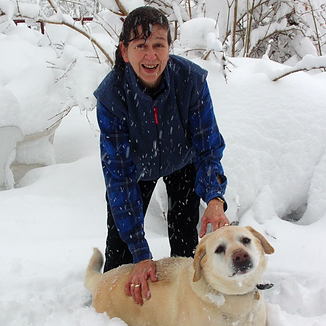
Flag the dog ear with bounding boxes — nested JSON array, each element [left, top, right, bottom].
[[193, 242, 206, 282], [246, 226, 274, 254]]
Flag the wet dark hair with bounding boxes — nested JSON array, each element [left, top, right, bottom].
[[114, 6, 172, 71]]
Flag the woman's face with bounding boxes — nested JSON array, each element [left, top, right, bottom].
[[120, 24, 170, 88]]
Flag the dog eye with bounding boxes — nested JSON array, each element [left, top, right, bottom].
[[241, 237, 251, 245], [215, 245, 226, 254]]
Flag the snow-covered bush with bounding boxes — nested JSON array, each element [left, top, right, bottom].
[[203, 0, 326, 64], [1, 0, 325, 190]]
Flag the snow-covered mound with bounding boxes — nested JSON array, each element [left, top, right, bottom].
[[1, 9, 326, 326]]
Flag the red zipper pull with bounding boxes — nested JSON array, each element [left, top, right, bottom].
[[153, 107, 159, 125]]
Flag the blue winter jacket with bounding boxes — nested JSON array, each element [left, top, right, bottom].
[[94, 55, 227, 263]]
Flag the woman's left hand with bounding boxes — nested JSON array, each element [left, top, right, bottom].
[[199, 198, 229, 238], [124, 259, 158, 305]]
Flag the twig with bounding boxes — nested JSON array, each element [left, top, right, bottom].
[[182, 48, 207, 54], [232, 0, 238, 57], [202, 50, 212, 60], [37, 18, 114, 65], [307, 0, 322, 56], [47, 105, 77, 130], [249, 27, 300, 57], [272, 65, 326, 81], [223, 0, 270, 44], [84, 23, 101, 64], [47, 0, 59, 13], [55, 58, 77, 83], [93, 14, 118, 38], [187, 0, 192, 19], [115, 0, 128, 16], [61, 0, 84, 6], [244, 0, 255, 57], [15, 0, 22, 16]]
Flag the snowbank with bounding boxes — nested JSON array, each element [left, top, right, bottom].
[[1, 9, 326, 326]]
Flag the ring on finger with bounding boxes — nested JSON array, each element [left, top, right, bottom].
[[130, 283, 135, 287], [134, 284, 141, 288]]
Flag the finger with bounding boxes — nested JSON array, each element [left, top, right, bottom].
[[141, 278, 151, 300], [125, 281, 132, 296], [147, 262, 157, 282], [148, 265, 158, 282], [220, 217, 230, 228], [199, 218, 208, 238], [219, 220, 227, 229], [133, 283, 143, 305]]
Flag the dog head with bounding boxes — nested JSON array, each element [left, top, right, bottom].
[[193, 226, 274, 295]]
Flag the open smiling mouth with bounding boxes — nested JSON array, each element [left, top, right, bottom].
[[142, 64, 159, 70]]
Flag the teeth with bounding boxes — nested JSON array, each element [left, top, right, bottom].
[[143, 64, 158, 69]]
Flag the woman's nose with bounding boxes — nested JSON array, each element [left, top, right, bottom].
[[144, 47, 157, 59]]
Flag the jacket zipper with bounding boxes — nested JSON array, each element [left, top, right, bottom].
[[153, 105, 161, 175], [153, 107, 159, 125]]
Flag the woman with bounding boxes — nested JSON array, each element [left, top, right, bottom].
[[94, 6, 229, 305]]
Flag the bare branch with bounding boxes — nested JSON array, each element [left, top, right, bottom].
[[272, 65, 326, 81], [187, 0, 192, 19], [243, 0, 256, 57], [61, 0, 84, 6], [202, 50, 212, 60], [47, 0, 59, 13], [47, 105, 77, 131], [37, 18, 114, 65], [15, 0, 22, 16], [307, 0, 322, 56], [249, 26, 300, 57], [115, 0, 128, 16], [84, 23, 102, 64], [94, 13, 119, 38], [231, 0, 238, 57], [223, 0, 270, 44], [55, 58, 77, 83]]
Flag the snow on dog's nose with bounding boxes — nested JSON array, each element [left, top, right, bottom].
[[231, 249, 253, 275]]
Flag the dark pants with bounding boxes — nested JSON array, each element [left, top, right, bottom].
[[103, 164, 200, 272]]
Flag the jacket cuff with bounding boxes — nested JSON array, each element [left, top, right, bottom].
[[128, 239, 153, 263], [205, 192, 228, 211]]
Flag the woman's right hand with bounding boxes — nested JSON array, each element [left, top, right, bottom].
[[124, 259, 158, 305]]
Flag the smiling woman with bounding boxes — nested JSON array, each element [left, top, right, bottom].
[[94, 5, 228, 307]]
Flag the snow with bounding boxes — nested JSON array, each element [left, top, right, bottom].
[[17, 3, 40, 19], [1, 9, 326, 326], [180, 17, 221, 51], [0, 0, 16, 21], [99, 0, 145, 13]]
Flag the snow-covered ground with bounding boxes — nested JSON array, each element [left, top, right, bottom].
[[1, 12, 326, 326]]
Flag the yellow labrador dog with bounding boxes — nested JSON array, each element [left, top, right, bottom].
[[85, 226, 274, 326]]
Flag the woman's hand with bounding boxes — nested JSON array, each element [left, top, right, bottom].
[[124, 259, 158, 305], [199, 198, 229, 238]]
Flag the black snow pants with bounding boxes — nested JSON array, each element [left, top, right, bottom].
[[103, 164, 200, 272]]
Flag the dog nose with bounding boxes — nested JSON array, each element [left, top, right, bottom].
[[232, 249, 253, 273], [233, 249, 249, 262]]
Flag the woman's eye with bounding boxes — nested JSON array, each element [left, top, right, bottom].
[[135, 44, 145, 49]]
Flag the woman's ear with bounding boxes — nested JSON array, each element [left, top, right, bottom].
[[119, 42, 129, 63]]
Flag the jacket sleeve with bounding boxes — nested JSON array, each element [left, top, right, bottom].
[[97, 100, 152, 263], [189, 81, 227, 209]]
